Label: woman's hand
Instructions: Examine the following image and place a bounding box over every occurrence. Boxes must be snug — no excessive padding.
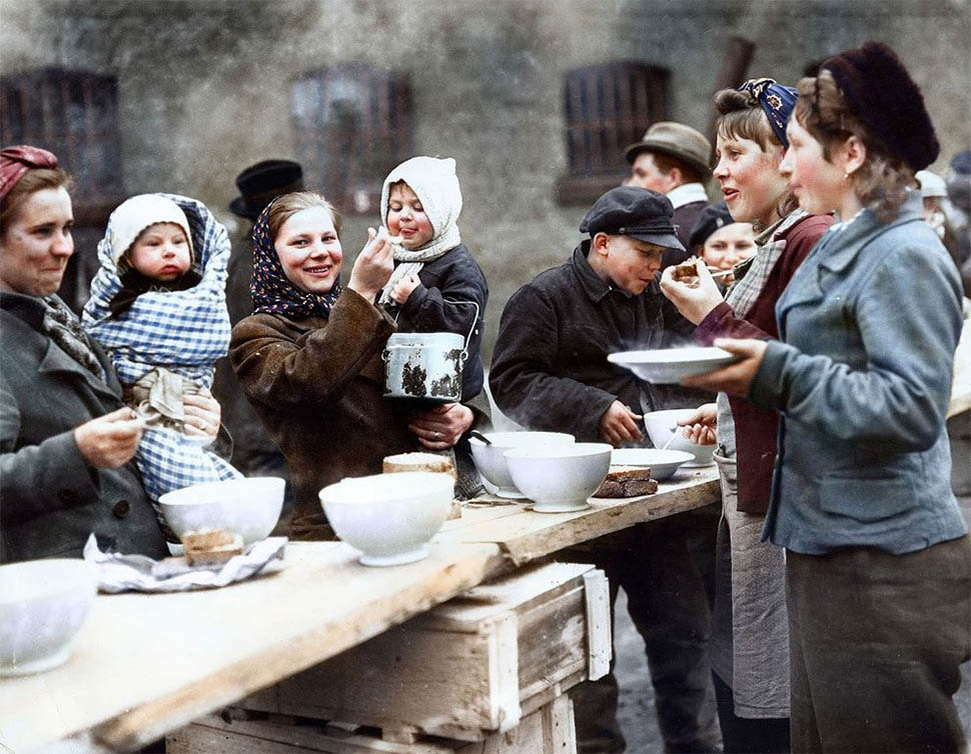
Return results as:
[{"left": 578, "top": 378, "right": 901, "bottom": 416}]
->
[
  {"left": 391, "top": 273, "right": 421, "bottom": 305},
  {"left": 677, "top": 402, "right": 717, "bottom": 445},
  {"left": 347, "top": 227, "right": 394, "bottom": 301},
  {"left": 408, "top": 402, "right": 474, "bottom": 450},
  {"left": 598, "top": 400, "right": 643, "bottom": 446},
  {"left": 659, "top": 258, "right": 726, "bottom": 325},
  {"left": 183, "top": 389, "right": 222, "bottom": 440},
  {"left": 681, "top": 338, "right": 767, "bottom": 396},
  {"left": 74, "top": 407, "right": 143, "bottom": 468}
]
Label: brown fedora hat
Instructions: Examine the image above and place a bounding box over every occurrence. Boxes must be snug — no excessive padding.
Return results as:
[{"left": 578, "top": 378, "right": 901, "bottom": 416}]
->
[{"left": 624, "top": 121, "right": 712, "bottom": 177}]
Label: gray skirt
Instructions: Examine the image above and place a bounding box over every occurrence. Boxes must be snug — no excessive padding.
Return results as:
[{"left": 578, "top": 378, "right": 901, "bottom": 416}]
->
[{"left": 710, "top": 452, "right": 789, "bottom": 719}]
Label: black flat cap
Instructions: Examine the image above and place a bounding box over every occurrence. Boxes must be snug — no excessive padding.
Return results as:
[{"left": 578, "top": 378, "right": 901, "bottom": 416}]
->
[
  {"left": 580, "top": 186, "right": 684, "bottom": 251},
  {"left": 230, "top": 159, "right": 304, "bottom": 219}
]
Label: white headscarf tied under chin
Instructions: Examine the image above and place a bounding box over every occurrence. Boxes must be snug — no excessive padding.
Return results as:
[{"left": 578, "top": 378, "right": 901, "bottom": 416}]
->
[{"left": 378, "top": 156, "right": 462, "bottom": 305}]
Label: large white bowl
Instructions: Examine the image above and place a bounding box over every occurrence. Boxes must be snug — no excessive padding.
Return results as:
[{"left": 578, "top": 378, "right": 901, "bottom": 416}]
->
[
  {"left": 642, "top": 409, "right": 716, "bottom": 467},
  {"left": 319, "top": 471, "right": 454, "bottom": 567},
  {"left": 610, "top": 448, "right": 695, "bottom": 481},
  {"left": 504, "top": 442, "right": 612, "bottom": 513},
  {"left": 0, "top": 559, "right": 97, "bottom": 676},
  {"left": 159, "top": 477, "right": 285, "bottom": 545},
  {"left": 608, "top": 346, "right": 740, "bottom": 384},
  {"left": 469, "top": 431, "right": 575, "bottom": 498}
]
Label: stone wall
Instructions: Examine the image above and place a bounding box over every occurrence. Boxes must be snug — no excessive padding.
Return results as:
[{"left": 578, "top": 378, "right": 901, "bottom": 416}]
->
[{"left": 2, "top": 0, "right": 968, "bottom": 357}]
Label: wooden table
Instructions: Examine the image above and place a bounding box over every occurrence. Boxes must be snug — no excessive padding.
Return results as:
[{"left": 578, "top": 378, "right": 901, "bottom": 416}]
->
[{"left": 0, "top": 468, "right": 719, "bottom": 753}]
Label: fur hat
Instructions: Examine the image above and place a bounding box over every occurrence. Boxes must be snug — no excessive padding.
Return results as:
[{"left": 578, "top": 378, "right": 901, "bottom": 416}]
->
[
  {"left": 821, "top": 41, "right": 939, "bottom": 172},
  {"left": 107, "top": 194, "right": 195, "bottom": 266}
]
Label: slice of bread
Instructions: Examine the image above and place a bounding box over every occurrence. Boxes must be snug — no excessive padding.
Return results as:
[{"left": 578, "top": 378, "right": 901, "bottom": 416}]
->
[
  {"left": 383, "top": 452, "right": 457, "bottom": 480},
  {"left": 182, "top": 528, "right": 244, "bottom": 566},
  {"left": 593, "top": 466, "right": 658, "bottom": 498}
]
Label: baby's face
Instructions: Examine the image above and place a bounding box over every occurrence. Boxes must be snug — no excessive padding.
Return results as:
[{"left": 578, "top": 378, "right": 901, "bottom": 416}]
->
[
  {"left": 386, "top": 182, "right": 434, "bottom": 249},
  {"left": 128, "top": 222, "right": 191, "bottom": 281}
]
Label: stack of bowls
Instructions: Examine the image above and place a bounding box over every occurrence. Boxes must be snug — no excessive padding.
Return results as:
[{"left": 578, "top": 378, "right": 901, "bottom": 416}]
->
[{"left": 469, "top": 431, "right": 575, "bottom": 498}]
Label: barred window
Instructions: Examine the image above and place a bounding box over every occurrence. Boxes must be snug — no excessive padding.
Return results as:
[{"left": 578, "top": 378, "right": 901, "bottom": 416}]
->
[
  {"left": 291, "top": 64, "right": 412, "bottom": 215},
  {"left": 556, "top": 61, "right": 670, "bottom": 204},
  {"left": 1, "top": 68, "right": 125, "bottom": 312}
]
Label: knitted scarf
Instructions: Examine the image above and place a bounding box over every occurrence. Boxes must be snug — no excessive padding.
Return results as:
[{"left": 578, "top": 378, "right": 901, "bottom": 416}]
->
[{"left": 41, "top": 295, "right": 105, "bottom": 380}]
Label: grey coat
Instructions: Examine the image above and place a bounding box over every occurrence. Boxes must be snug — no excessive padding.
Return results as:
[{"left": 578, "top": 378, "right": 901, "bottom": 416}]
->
[
  {"left": 751, "top": 193, "right": 967, "bottom": 554},
  {"left": 1, "top": 292, "right": 168, "bottom": 562}
]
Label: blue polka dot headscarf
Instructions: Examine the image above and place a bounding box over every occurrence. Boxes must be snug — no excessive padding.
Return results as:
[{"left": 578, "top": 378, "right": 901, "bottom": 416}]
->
[{"left": 250, "top": 199, "right": 343, "bottom": 318}]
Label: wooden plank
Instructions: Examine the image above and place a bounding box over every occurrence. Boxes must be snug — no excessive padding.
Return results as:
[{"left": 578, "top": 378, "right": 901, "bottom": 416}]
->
[
  {"left": 582, "top": 569, "right": 610, "bottom": 681},
  {"left": 260, "top": 564, "right": 600, "bottom": 740},
  {"left": 444, "top": 468, "right": 721, "bottom": 566},
  {"left": 0, "top": 541, "right": 504, "bottom": 753}
]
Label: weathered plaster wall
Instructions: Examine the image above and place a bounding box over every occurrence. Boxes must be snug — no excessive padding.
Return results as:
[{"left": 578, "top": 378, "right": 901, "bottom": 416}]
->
[{"left": 2, "top": 0, "right": 968, "bottom": 357}]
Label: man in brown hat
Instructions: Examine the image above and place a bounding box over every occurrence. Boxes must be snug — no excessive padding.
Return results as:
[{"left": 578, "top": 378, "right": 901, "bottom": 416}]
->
[
  {"left": 626, "top": 122, "right": 713, "bottom": 268},
  {"left": 212, "top": 159, "right": 304, "bottom": 530}
]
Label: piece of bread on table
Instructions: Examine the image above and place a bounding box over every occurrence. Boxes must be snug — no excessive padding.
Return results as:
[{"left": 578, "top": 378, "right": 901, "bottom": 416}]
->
[
  {"left": 593, "top": 466, "right": 658, "bottom": 498},
  {"left": 182, "top": 528, "right": 244, "bottom": 566},
  {"left": 383, "top": 452, "right": 457, "bottom": 480},
  {"left": 383, "top": 452, "right": 461, "bottom": 519}
]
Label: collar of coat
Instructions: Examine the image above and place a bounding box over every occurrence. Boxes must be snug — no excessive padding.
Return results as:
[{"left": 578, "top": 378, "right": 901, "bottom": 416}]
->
[{"left": 1, "top": 290, "right": 50, "bottom": 329}]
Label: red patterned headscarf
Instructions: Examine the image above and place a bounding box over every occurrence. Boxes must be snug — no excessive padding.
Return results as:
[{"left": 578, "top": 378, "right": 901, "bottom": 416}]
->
[
  {"left": 0, "top": 145, "right": 59, "bottom": 201},
  {"left": 250, "top": 198, "right": 343, "bottom": 318}
]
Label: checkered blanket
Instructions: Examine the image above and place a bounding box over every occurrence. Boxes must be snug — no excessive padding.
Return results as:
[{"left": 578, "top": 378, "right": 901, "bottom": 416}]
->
[{"left": 83, "top": 193, "right": 240, "bottom": 517}]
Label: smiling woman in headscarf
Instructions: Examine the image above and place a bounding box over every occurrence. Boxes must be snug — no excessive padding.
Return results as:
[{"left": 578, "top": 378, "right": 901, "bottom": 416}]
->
[{"left": 230, "top": 191, "right": 479, "bottom": 540}]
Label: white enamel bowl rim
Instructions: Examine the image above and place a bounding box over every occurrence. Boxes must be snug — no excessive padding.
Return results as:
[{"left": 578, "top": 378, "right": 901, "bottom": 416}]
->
[
  {"left": 468, "top": 431, "right": 575, "bottom": 448},
  {"left": 608, "top": 346, "right": 740, "bottom": 383},
  {"left": 158, "top": 476, "right": 285, "bottom": 505},
  {"left": 610, "top": 448, "right": 695, "bottom": 466},
  {"left": 0, "top": 558, "right": 96, "bottom": 604},
  {"left": 320, "top": 470, "right": 454, "bottom": 504},
  {"left": 503, "top": 441, "right": 612, "bottom": 459}
]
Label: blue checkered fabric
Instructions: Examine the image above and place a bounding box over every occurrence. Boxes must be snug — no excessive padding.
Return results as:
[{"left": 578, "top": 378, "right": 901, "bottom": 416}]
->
[{"left": 83, "top": 193, "right": 241, "bottom": 519}]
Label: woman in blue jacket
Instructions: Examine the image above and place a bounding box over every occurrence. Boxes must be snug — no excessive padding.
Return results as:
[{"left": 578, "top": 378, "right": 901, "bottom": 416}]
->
[{"left": 684, "top": 43, "right": 970, "bottom": 752}]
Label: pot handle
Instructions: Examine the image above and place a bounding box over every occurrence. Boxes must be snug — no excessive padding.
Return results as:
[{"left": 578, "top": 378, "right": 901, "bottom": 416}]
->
[{"left": 445, "top": 299, "right": 480, "bottom": 362}]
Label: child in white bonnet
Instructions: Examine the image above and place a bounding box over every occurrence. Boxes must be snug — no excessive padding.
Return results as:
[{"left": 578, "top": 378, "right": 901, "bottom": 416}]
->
[
  {"left": 379, "top": 156, "right": 488, "bottom": 402},
  {"left": 83, "top": 193, "right": 242, "bottom": 549}
]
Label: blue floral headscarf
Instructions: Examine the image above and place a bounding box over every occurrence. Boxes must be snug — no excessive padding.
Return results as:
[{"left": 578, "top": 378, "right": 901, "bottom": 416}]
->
[
  {"left": 250, "top": 199, "right": 343, "bottom": 318},
  {"left": 737, "top": 78, "right": 798, "bottom": 148}
]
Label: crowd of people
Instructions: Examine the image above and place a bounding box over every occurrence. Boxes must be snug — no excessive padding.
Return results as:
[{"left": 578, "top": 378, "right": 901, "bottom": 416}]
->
[{"left": 1, "top": 40, "right": 969, "bottom": 754}]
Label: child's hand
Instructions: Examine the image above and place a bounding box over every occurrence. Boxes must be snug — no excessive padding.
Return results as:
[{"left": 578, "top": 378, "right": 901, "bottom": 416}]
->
[{"left": 391, "top": 274, "right": 421, "bottom": 304}]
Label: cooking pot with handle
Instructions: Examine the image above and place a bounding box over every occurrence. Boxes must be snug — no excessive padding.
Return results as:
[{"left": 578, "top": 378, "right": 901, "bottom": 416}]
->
[{"left": 382, "top": 301, "right": 479, "bottom": 403}]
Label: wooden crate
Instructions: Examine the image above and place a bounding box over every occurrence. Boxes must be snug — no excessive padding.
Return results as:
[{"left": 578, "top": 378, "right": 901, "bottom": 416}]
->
[
  {"left": 240, "top": 562, "right": 608, "bottom": 742},
  {"left": 168, "top": 694, "right": 575, "bottom": 753}
]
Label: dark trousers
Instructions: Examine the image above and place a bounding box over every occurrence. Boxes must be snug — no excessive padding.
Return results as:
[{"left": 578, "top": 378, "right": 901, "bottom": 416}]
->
[
  {"left": 712, "top": 671, "right": 790, "bottom": 754},
  {"left": 786, "top": 535, "right": 971, "bottom": 753},
  {"left": 566, "top": 511, "right": 721, "bottom": 753}
]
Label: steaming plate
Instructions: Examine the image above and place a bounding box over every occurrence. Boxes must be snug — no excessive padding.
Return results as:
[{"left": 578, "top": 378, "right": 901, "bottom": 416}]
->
[{"left": 608, "top": 346, "right": 742, "bottom": 384}]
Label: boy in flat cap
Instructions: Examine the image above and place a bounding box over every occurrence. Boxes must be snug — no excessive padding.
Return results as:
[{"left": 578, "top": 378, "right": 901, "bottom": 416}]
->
[{"left": 490, "top": 186, "right": 720, "bottom": 753}]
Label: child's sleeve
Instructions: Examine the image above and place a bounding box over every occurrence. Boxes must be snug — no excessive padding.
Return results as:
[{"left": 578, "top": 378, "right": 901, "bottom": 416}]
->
[{"left": 401, "top": 248, "right": 488, "bottom": 343}]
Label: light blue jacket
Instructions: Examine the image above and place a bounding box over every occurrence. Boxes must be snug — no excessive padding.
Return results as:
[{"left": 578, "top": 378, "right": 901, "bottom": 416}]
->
[{"left": 752, "top": 192, "right": 967, "bottom": 554}]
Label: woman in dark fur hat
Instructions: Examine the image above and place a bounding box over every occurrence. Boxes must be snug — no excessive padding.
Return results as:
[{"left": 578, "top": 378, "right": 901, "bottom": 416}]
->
[{"left": 682, "top": 42, "right": 970, "bottom": 752}]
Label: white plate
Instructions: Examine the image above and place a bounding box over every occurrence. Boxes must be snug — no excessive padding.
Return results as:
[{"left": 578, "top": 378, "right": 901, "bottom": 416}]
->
[
  {"left": 608, "top": 346, "right": 741, "bottom": 384},
  {"left": 610, "top": 448, "right": 694, "bottom": 481}
]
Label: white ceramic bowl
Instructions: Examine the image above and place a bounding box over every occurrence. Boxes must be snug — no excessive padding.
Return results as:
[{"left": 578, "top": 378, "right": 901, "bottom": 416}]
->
[
  {"left": 642, "top": 409, "right": 716, "bottom": 466},
  {"left": 0, "top": 559, "right": 97, "bottom": 676},
  {"left": 608, "top": 346, "right": 740, "bottom": 384},
  {"left": 504, "top": 442, "right": 612, "bottom": 513},
  {"left": 159, "top": 477, "right": 285, "bottom": 545},
  {"left": 319, "top": 471, "right": 454, "bottom": 566},
  {"left": 469, "top": 431, "right": 575, "bottom": 498},
  {"left": 610, "top": 448, "right": 695, "bottom": 481}
]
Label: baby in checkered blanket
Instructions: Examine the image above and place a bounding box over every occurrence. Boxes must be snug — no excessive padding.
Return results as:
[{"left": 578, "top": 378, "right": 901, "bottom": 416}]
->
[{"left": 83, "top": 194, "right": 242, "bottom": 549}]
